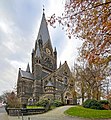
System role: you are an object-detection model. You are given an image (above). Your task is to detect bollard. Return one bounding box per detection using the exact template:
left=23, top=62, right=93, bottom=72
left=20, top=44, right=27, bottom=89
left=22, top=113, right=24, bottom=120
left=28, top=117, right=30, bottom=120
left=17, top=110, right=20, bottom=119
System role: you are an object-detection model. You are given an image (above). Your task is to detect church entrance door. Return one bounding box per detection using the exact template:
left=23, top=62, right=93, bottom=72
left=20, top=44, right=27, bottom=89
left=67, top=99, right=70, bottom=105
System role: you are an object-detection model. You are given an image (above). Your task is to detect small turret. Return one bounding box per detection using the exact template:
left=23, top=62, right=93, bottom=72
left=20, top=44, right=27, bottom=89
left=34, top=48, right=42, bottom=80
left=26, top=63, right=30, bottom=73
left=54, top=47, right=57, bottom=56
left=35, top=47, right=41, bottom=58
left=44, top=81, right=54, bottom=94
left=59, top=61, right=61, bottom=67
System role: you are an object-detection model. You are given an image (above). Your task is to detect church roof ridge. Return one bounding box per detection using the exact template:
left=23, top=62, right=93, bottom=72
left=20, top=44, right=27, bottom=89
left=20, top=69, right=34, bottom=80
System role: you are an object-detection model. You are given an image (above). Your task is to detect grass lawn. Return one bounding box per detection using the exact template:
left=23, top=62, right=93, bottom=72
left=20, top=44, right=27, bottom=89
left=26, top=106, right=44, bottom=109
left=27, top=105, right=57, bottom=110
left=64, top=106, right=111, bottom=119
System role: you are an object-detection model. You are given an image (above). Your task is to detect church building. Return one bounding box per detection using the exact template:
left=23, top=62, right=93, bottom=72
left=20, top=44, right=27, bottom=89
left=17, top=12, right=74, bottom=105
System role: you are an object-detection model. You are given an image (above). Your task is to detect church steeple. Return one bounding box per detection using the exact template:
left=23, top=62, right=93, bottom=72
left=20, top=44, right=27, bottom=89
left=26, top=63, right=30, bottom=73
left=37, top=12, right=52, bottom=47
left=32, top=11, right=57, bottom=73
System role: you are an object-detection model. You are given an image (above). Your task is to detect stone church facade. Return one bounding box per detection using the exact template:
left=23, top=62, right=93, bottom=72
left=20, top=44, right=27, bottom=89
left=17, top=12, right=74, bottom=105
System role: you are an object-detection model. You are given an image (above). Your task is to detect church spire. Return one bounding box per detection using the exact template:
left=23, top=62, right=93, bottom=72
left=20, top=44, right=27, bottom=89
left=36, top=11, right=52, bottom=47
left=26, top=63, right=30, bottom=73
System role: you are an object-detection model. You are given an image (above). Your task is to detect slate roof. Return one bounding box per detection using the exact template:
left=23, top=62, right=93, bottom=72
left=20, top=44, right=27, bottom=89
left=20, top=70, right=34, bottom=80
left=37, top=13, right=51, bottom=46
left=42, top=71, right=49, bottom=79
left=43, top=61, right=70, bottom=80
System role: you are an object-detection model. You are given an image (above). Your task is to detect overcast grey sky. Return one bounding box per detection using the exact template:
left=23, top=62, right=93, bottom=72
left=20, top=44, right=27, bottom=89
left=0, top=0, right=82, bottom=95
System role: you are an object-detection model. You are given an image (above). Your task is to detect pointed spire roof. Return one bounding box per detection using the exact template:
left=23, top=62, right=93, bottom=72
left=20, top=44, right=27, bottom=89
left=54, top=47, right=57, bottom=54
left=37, top=12, right=51, bottom=46
left=59, top=61, right=61, bottom=67
left=54, top=47, right=56, bottom=51
left=35, top=46, right=41, bottom=58
left=26, top=63, right=30, bottom=73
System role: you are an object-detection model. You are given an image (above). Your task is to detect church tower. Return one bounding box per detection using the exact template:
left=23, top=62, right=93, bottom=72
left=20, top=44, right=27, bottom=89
left=32, top=12, right=57, bottom=100
left=32, top=12, right=57, bottom=75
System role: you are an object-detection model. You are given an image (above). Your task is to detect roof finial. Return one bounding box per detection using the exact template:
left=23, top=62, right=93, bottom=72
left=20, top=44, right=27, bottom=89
left=26, top=63, right=30, bottom=73
left=43, top=5, right=45, bottom=13
left=59, top=61, right=61, bottom=67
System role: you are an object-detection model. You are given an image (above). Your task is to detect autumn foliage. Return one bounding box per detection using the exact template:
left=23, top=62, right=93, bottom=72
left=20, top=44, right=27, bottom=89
left=48, top=0, right=111, bottom=64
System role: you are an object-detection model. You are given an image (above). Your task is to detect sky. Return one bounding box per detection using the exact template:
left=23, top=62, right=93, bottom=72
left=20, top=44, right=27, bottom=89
left=0, top=0, right=82, bottom=95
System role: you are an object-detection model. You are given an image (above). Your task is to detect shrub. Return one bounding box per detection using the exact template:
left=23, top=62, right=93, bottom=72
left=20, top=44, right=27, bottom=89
left=90, top=106, right=98, bottom=109
left=83, top=99, right=102, bottom=110
left=99, top=100, right=110, bottom=110
left=99, top=100, right=109, bottom=104
left=36, top=99, right=49, bottom=107
left=52, top=100, right=63, bottom=107
left=83, top=99, right=94, bottom=108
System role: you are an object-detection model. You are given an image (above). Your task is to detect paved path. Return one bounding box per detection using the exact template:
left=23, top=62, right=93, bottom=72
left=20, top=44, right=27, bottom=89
left=7, top=105, right=82, bottom=120
left=1, top=106, right=111, bottom=120
left=0, top=113, right=9, bottom=120
left=0, top=107, right=6, bottom=113
left=0, top=107, right=9, bottom=120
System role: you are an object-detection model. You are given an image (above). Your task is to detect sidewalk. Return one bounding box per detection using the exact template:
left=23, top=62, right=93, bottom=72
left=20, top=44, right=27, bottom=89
left=2, top=106, right=111, bottom=120
left=6, top=106, right=83, bottom=120
left=0, top=113, right=9, bottom=120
